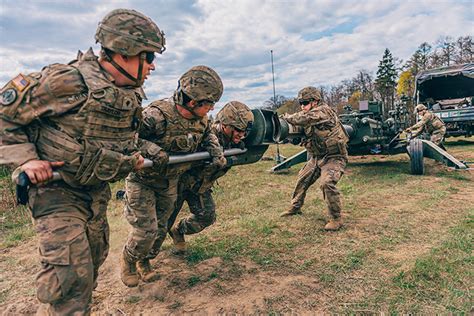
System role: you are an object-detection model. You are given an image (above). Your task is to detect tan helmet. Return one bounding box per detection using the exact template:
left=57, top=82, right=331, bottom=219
left=216, top=101, right=254, bottom=131
left=415, top=103, right=427, bottom=112
left=95, top=8, right=166, bottom=56
left=297, top=86, right=321, bottom=101
left=177, top=65, right=223, bottom=103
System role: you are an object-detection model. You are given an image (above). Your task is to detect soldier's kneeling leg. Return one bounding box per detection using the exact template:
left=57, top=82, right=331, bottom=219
left=35, top=214, right=93, bottom=314
left=181, top=190, right=216, bottom=234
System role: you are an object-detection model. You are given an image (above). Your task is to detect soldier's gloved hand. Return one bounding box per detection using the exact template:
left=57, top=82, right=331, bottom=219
left=152, top=150, right=169, bottom=173
left=208, top=156, right=227, bottom=171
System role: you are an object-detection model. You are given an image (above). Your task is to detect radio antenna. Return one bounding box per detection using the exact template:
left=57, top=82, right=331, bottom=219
left=271, top=50, right=283, bottom=164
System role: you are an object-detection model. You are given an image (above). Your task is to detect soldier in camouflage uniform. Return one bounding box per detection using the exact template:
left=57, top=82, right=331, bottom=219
left=168, top=101, right=254, bottom=253
left=405, top=104, right=446, bottom=145
left=280, top=87, right=349, bottom=231
left=0, top=9, right=165, bottom=315
left=121, top=66, right=226, bottom=287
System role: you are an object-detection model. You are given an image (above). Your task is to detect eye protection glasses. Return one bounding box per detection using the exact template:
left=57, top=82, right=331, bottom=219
left=299, top=99, right=314, bottom=106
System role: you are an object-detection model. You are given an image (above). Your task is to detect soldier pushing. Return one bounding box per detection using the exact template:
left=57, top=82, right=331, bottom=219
left=280, top=87, right=349, bottom=231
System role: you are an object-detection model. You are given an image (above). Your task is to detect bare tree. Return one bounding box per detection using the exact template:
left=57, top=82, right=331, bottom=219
left=262, top=94, right=288, bottom=110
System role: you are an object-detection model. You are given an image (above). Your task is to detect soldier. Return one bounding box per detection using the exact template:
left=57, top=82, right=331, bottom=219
left=0, top=8, right=165, bottom=315
left=168, top=101, right=254, bottom=253
left=280, top=87, right=349, bottom=231
left=405, top=104, right=446, bottom=146
left=121, top=65, right=226, bottom=287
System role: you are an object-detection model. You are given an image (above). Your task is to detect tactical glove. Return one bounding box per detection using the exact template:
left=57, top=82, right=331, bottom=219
left=151, top=150, right=169, bottom=173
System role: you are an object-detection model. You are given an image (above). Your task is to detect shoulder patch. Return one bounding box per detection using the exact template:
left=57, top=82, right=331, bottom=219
left=0, top=88, right=17, bottom=106
left=11, top=74, right=31, bottom=92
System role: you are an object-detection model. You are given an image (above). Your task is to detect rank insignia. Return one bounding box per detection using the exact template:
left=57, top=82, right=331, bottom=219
left=11, top=74, right=30, bottom=92
left=0, top=88, right=18, bottom=106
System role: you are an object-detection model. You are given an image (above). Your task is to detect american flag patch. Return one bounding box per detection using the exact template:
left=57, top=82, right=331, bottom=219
left=11, top=74, right=30, bottom=92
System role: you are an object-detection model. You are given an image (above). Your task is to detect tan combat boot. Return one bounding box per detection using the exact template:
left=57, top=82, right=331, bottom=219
left=324, top=218, right=343, bottom=231
left=120, top=252, right=139, bottom=287
left=280, top=208, right=302, bottom=217
left=169, top=225, right=187, bottom=254
left=137, top=259, right=160, bottom=282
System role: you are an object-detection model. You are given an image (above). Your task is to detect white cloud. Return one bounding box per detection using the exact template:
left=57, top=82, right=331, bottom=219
left=0, top=0, right=472, bottom=109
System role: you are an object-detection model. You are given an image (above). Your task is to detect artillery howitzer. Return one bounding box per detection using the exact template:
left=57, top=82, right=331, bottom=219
left=271, top=100, right=470, bottom=175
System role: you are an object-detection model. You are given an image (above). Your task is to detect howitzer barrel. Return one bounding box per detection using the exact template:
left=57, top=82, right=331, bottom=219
left=245, top=109, right=281, bottom=146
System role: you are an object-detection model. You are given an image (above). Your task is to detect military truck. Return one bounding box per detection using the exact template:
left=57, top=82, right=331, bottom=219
left=415, top=63, right=474, bottom=137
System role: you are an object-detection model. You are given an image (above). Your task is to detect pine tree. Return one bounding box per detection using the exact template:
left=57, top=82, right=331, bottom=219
left=375, top=48, right=397, bottom=116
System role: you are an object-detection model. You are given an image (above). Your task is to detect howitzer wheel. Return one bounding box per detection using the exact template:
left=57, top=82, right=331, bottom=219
left=408, top=138, right=424, bottom=175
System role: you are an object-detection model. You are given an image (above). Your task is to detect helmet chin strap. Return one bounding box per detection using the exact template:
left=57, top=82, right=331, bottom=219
left=174, top=89, right=204, bottom=119
left=105, top=51, right=145, bottom=87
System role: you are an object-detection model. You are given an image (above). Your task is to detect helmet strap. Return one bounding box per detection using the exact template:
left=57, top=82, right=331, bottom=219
left=175, top=89, right=202, bottom=119
left=104, top=50, right=143, bottom=86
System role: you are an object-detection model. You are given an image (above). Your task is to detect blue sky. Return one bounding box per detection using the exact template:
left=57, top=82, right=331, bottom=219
left=0, top=0, right=472, bottom=112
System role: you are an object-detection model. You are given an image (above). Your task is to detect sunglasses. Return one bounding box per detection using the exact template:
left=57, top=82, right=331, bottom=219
left=234, top=121, right=253, bottom=136
left=197, top=99, right=215, bottom=107
left=145, top=52, right=156, bottom=64
left=299, top=99, right=314, bottom=106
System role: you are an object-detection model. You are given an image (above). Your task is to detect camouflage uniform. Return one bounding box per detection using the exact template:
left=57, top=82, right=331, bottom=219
left=0, top=9, right=165, bottom=315
left=406, top=104, right=446, bottom=145
left=281, top=87, right=348, bottom=229
left=122, top=66, right=225, bottom=285
left=168, top=101, right=254, bottom=240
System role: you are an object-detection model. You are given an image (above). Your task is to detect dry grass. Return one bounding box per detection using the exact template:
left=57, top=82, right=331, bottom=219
left=0, top=138, right=473, bottom=313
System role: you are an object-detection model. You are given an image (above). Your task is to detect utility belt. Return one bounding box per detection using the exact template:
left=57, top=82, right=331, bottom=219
left=307, top=139, right=348, bottom=158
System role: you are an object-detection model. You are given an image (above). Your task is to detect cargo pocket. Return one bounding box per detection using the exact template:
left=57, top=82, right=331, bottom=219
left=36, top=242, right=74, bottom=304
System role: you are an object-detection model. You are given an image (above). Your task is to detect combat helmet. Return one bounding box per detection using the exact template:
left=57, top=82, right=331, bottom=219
left=177, top=65, right=223, bottom=103
left=415, top=104, right=427, bottom=113
left=216, top=101, right=254, bottom=132
left=297, top=86, right=321, bottom=102
left=95, top=8, right=166, bottom=56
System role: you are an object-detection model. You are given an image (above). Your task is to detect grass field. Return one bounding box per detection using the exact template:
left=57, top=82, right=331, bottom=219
left=1, top=138, right=473, bottom=314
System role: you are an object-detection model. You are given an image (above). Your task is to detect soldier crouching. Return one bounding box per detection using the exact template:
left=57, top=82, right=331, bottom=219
left=280, top=86, right=349, bottom=231
left=405, top=104, right=446, bottom=146
left=121, top=66, right=226, bottom=287
left=0, top=8, right=165, bottom=315
left=168, top=101, right=254, bottom=253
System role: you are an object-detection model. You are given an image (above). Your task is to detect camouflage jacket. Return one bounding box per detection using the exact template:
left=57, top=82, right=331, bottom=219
left=179, top=123, right=238, bottom=194
left=0, top=48, right=144, bottom=187
left=408, top=111, right=445, bottom=137
left=130, top=99, right=224, bottom=184
left=284, top=103, right=348, bottom=158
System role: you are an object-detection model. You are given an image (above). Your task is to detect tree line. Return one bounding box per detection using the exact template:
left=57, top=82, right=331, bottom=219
left=266, top=35, right=473, bottom=116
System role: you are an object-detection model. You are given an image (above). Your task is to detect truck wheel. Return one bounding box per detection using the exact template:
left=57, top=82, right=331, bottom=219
left=408, top=139, right=424, bottom=175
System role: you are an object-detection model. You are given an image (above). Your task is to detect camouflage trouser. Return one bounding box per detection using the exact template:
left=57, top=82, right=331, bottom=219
left=123, top=177, right=178, bottom=261
left=431, top=126, right=446, bottom=146
left=29, top=183, right=111, bottom=316
left=290, top=156, right=346, bottom=219
left=167, top=178, right=216, bottom=235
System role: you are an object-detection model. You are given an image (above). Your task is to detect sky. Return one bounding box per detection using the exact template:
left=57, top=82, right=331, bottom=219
left=0, top=0, right=473, bottom=112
